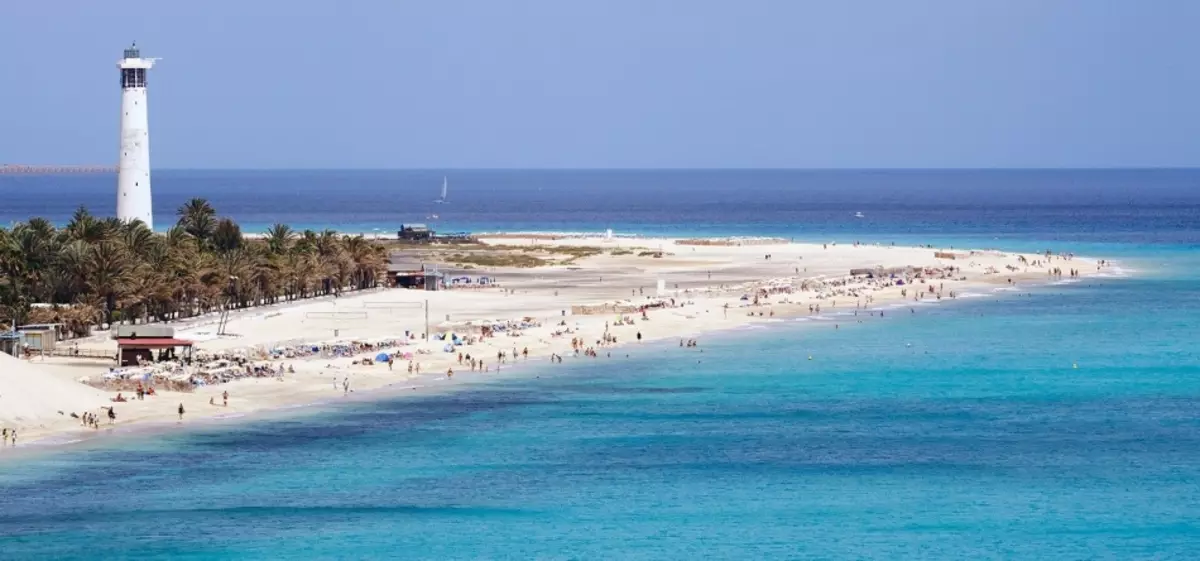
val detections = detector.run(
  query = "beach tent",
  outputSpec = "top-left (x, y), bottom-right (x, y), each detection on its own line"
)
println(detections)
top-left (375, 352), bottom-right (390, 362)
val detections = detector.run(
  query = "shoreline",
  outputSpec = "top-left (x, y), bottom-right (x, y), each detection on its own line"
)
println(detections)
top-left (1, 236), bottom-right (1127, 454)
top-left (4, 273), bottom-right (1124, 458)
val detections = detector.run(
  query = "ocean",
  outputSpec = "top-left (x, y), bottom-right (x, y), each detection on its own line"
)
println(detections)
top-left (1, 170), bottom-right (1199, 559)
top-left (3, 169), bottom-right (1200, 247)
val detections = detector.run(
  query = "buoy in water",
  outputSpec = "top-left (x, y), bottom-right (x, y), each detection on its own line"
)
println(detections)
top-left (808, 355), bottom-right (813, 361)
top-left (1073, 363), bottom-right (1078, 369)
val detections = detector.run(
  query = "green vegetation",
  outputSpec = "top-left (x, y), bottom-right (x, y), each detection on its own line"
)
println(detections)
top-left (0, 198), bottom-right (388, 335)
top-left (546, 245), bottom-right (605, 260)
top-left (448, 252), bottom-right (549, 268)
top-left (436, 244), bottom-right (606, 267)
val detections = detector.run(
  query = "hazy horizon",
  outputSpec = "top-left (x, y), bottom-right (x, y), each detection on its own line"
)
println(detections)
top-left (17, 166), bottom-right (1200, 172)
top-left (3, 1), bottom-right (1199, 169)
top-left (176, 166), bottom-right (1200, 171)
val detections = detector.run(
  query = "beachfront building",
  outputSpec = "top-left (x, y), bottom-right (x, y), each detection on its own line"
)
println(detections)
top-left (116, 42), bottom-right (157, 228)
top-left (0, 330), bottom-right (23, 357)
top-left (388, 262), bottom-right (444, 290)
top-left (116, 337), bottom-right (193, 367)
top-left (111, 325), bottom-right (193, 366)
top-left (15, 324), bottom-right (63, 353)
top-left (397, 224), bottom-right (433, 242)
top-left (386, 253), bottom-right (444, 290)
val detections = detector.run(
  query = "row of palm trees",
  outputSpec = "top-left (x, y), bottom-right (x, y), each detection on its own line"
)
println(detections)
top-left (0, 198), bottom-right (389, 337)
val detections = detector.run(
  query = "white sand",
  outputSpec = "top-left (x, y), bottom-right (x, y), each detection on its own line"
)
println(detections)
top-left (5, 237), bottom-right (1114, 447)
top-left (0, 353), bottom-right (109, 427)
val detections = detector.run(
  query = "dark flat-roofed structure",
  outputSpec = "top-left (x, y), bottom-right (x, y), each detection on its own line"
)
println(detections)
top-left (397, 224), bottom-right (433, 242)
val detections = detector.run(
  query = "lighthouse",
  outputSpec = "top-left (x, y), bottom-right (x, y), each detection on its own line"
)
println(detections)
top-left (116, 43), bottom-right (157, 229)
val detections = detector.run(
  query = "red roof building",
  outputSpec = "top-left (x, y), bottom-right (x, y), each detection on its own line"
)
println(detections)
top-left (115, 337), bottom-right (193, 367)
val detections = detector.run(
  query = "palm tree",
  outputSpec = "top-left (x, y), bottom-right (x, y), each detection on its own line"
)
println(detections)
top-left (212, 218), bottom-right (243, 254)
top-left (176, 197), bottom-right (217, 244)
top-left (0, 199), bottom-right (390, 336)
top-left (343, 235), bottom-right (386, 290)
top-left (87, 241), bottom-right (133, 324)
top-left (265, 223), bottom-right (294, 255)
top-left (0, 227), bottom-right (30, 328)
top-left (65, 206), bottom-right (108, 244)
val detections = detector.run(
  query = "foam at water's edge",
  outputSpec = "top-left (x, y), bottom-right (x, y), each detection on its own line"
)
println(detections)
top-left (16, 270), bottom-right (1121, 453)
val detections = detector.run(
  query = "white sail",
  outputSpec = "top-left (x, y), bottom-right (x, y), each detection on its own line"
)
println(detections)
top-left (441, 177), bottom-right (448, 201)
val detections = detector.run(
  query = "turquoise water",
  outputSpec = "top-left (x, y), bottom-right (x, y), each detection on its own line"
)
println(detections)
top-left (2, 256), bottom-right (1199, 559)
top-left (2, 170), bottom-right (1200, 559)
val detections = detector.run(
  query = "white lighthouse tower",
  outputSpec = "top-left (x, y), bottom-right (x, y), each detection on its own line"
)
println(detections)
top-left (116, 43), bottom-right (157, 229)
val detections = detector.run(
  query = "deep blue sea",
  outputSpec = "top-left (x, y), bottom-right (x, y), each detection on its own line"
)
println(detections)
top-left (2, 170), bottom-right (1199, 559)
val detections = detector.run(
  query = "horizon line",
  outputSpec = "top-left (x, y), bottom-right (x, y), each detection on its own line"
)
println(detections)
top-left (142, 166), bottom-right (1200, 172)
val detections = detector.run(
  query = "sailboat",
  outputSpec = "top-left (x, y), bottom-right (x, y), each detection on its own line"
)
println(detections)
top-left (434, 176), bottom-right (448, 204)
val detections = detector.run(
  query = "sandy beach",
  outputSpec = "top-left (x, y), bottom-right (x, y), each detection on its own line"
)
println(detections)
top-left (1, 235), bottom-right (1115, 448)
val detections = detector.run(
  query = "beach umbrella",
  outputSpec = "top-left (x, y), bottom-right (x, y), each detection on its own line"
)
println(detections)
top-left (375, 352), bottom-right (390, 362)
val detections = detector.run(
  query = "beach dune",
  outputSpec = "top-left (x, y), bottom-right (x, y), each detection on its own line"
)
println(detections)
top-left (0, 353), bottom-right (109, 427)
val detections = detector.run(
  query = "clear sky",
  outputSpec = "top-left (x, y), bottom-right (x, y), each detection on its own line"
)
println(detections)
top-left (1, 1), bottom-right (1198, 169)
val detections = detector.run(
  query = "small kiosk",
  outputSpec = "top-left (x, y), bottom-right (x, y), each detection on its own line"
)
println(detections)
top-left (112, 325), bottom-right (194, 367)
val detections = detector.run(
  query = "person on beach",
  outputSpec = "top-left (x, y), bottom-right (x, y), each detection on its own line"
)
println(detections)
top-left (637, 332), bottom-right (642, 342)
top-left (447, 368), bottom-right (453, 379)
top-left (108, 407), bottom-right (116, 424)
top-left (222, 391), bottom-right (229, 407)
top-left (2, 428), bottom-right (7, 446)
top-left (178, 403), bottom-right (185, 420)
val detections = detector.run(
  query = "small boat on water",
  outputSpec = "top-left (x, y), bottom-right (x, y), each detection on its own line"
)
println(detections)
top-left (434, 177), bottom-right (448, 204)
top-left (854, 211), bottom-right (865, 219)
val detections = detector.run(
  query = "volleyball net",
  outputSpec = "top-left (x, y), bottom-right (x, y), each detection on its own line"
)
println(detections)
top-left (303, 311), bottom-right (369, 321)
top-left (360, 301), bottom-right (425, 312)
